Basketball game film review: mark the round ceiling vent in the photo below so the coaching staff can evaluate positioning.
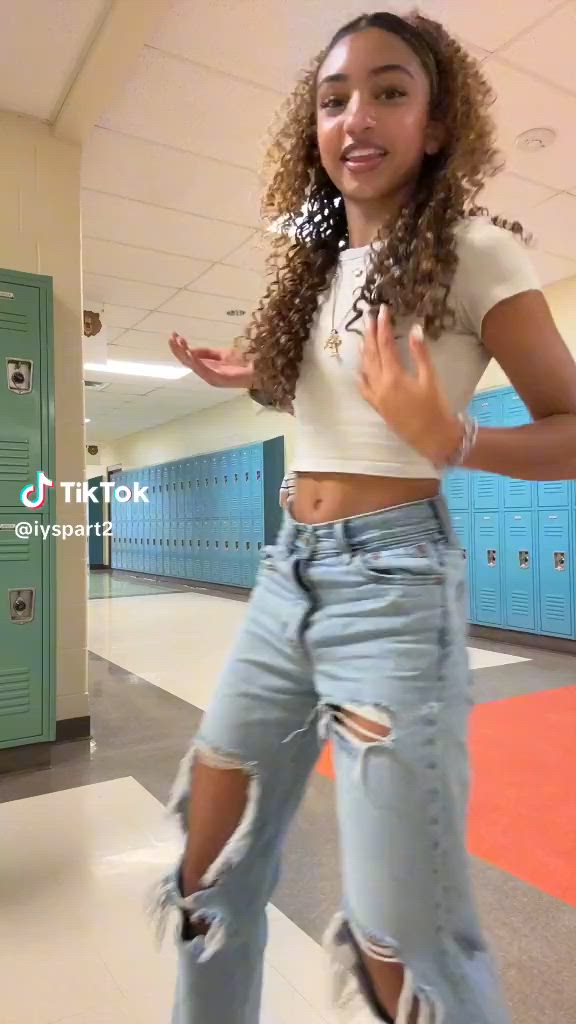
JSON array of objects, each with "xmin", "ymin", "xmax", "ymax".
[{"xmin": 516, "ymin": 127, "xmax": 556, "ymax": 152}]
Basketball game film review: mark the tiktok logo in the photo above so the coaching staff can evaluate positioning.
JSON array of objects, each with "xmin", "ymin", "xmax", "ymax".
[{"xmin": 20, "ymin": 471, "xmax": 54, "ymax": 509}]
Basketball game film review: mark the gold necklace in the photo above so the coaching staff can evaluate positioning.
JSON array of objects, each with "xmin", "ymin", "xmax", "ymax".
[{"xmin": 323, "ymin": 266, "xmax": 363, "ymax": 358}]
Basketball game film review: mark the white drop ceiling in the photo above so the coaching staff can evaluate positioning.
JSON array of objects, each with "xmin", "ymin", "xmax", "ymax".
[{"xmin": 2, "ymin": 0, "xmax": 576, "ymax": 443}]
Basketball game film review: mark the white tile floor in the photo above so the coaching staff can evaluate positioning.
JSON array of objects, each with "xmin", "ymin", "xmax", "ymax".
[
  {"xmin": 88, "ymin": 591, "xmax": 530, "ymax": 712},
  {"xmin": 0, "ymin": 777, "xmax": 333, "ymax": 1024}
]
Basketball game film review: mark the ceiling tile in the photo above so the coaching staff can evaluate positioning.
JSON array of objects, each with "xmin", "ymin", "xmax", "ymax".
[
  {"xmin": 99, "ymin": 47, "xmax": 282, "ymax": 170},
  {"xmin": 85, "ymin": 378, "xmax": 161, "ymax": 397},
  {"xmin": 190, "ymin": 265, "xmax": 264, "ymax": 300},
  {"xmin": 83, "ymin": 273, "xmax": 178, "ymax": 310},
  {"xmin": 136, "ymin": 311, "xmax": 242, "ymax": 344},
  {"xmin": 525, "ymin": 193, "xmax": 576, "ymax": 261},
  {"xmin": 418, "ymin": 0, "xmax": 564, "ymax": 52},
  {"xmin": 160, "ymin": 290, "xmax": 252, "ymax": 326},
  {"xmin": 499, "ymin": 2, "xmax": 576, "ymax": 96},
  {"xmin": 0, "ymin": 0, "xmax": 107, "ymax": 120},
  {"xmin": 82, "ymin": 129, "xmax": 260, "ymax": 228},
  {"xmin": 223, "ymin": 233, "xmax": 270, "ymax": 274},
  {"xmin": 83, "ymin": 238, "xmax": 211, "ymax": 288},
  {"xmin": 82, "ymin": 190, "xmax": 253, "ymax": 261},
  {"xmin": 529, "ymin": 248, "xmax": 576, "ymax": 285},
  {"xmin": 105, "ymin": 344, "xmax": 187, "ymax": 368},
  {"xmin": 483, "ymin": 58, "xmax": 576, "ymax": 191},
  {"xmin": 101, "ymin": 304, "xmax": 150, "ymax": 329},
  {"xmin": 150, "ymin": 0, "xmax": 562, "ymax": 87},
  {"xmin": 477, "ymin": 172, "xmax": 556, "ymax": 225},
  {"xmin": 112, "ymin": 330, "xmax": 174, "ymax": 353}
]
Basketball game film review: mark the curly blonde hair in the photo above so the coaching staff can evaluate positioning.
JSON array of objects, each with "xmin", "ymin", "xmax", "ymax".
[{"xmin": 244, "ymin": 10, "xmax": 517, "ymax": 406}]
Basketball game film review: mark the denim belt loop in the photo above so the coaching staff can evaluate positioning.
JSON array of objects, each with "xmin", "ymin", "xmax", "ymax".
[
  {"xmin": 430, "ymin": 495, "xmax": 451, "ymax": 544},
  {"xmin": 333, "ymin": 519, "xmax": 353, "ymax": 557}
]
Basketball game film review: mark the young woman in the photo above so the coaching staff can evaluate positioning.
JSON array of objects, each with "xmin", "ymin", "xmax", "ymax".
[{"xmin": 163, "ymin": 11, "xmax": 576, "ymax": 1024}]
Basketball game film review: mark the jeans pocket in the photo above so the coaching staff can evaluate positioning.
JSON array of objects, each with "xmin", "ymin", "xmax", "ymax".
[{"xmin": 356, "ymin": 541, "xmax": 445, "ymax": 587}]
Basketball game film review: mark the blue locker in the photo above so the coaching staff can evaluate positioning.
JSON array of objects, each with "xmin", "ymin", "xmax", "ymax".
[
  {"xmin": 250, "ymin": 445, "xmax": 264, "ymax": 517},
  {"xmin": 538, "ymin": 510, "xmax": 572, "ymax": 636},
  {"xmin": 177, "ymin": 463, "xmax": 186, "ymax": 518},
  {"xmin": 158, "ymin": 528, "xmax": 168, "ymax": 577},
  {"xmin": 168, "ymin": 464, "xmax": 177, "ymax": 518},
  {"xmin": 143, "ymin": 521, "xmax": 151, "ymax": 573},
  {"xmin": 176, "ymin": 522, "xmax": 187, "ymax": 577},
  {"xmin": 471, "ymin": 393, "xmax": 502, "ymax": 509},
  {"xmin": 132, "ymin": 521, "xmax": 141, "ymax": 571},
  {"xmin": 503, "ymin": 511, "xmax": 535, "ymax": 631},
  {"xmin": 502, "ymin": 392, "xmax": 534, "ymax": 509},
  {"xmin": 149, "ymin": 466, "xmax": 158, "ymax": 521},
  {"xmin": 185, "ymin": 467, "xmax": 195, "ymax": 520},
  {"xmin": 151, "ymin": 535, "xmax": 159, "ymax": 575},
  {"xmin": 538, "ymin": 480, "xmax": 570, "ymax": 508},
  {"xmin": 239, "ymin": 447, "xmax": 251, "ymax": 518},
  {"xmin": 228, "ymin": 449, "xmax": 241, "ymax": 516},
  {"xmin": 185, "ymin": 533, "xmax": 195, "ymax": 580},
  {"xmin": 472, "ymin": 512, "xmax": 502, "ymax": 625},
  {"xmin": 450, "ymin": 512, "xmax": 472, "ymax": 619},
  {"xmin": 140, "ymin": 468, "xmax": 150, "ymax": 519},
  {"xmin": 161, "ymin": 467, "xmax": 170, "ymax": 519},
  {"xmin": 442, "ymin": 469, "xmax": 469, "ymax": 511}
]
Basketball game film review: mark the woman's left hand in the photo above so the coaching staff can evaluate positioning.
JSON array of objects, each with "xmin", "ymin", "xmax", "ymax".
[{"xmin": 359, "ymin": 305, "xmax": 462, "ymax": 466}]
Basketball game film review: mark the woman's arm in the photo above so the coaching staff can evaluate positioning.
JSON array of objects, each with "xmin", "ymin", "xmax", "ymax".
[{"xmin": 461, "ymin": 290, "xmax": 576, "ymax": 480}]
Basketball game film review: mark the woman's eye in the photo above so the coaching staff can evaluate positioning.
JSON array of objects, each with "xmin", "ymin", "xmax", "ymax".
[
  {"xmin": 378, "ymin": 87, "xmax": 406, "ymax": 101},
  {"xmin": 319, "ymin": 96, "xmax": 345, "ymax": 110}
]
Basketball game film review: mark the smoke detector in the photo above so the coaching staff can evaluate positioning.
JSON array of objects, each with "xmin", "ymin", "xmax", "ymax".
[{"xmin": 516, "ymin": 127, "xmax": 556, "ymax": 152}]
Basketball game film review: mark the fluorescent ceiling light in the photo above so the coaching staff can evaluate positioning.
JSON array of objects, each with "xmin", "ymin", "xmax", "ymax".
[
  {"xmin": 84, "ymin": 418, "xmax": 91, "ymax": 423},
  {"xmin": 83, "ymin": 360, "xmax": 190, "ymax": 380}
]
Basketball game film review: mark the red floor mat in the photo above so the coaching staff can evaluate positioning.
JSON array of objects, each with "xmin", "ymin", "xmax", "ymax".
[{"xmin": 316, "ymin": 687, "xmax": 576, "ymax": 907}]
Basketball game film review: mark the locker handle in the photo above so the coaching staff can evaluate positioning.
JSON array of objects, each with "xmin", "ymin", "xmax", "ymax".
[
  {"xmin": 486, "ymin": 549, "xmax": 497, "ymax": 567},
  {"xmin": 554, "ymin": 551, "xmax": 566, "ymax": 572},
  {"xmin": 518, "ymin": 550, "xmax": 529, "ymax": 569}
]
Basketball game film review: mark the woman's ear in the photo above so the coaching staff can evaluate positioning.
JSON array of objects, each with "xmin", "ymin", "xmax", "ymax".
[{"xmin": 424, "ymin": 120, "xmax": 447, "ymax": 156}]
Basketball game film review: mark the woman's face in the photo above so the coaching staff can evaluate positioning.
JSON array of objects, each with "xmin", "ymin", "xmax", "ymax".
[{"xmin": 316, "ymin": 28, "xmax": 443, "ymax": 206}]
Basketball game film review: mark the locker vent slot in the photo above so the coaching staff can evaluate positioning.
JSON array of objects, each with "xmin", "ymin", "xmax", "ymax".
[
  {"xmin": 0, "ymin": 312, "xmax": 28, "ymax": 333},
  {"xmin": 543, "ymin": 597, "xmax": 568, "ymax": 622},
  {"xmin": 510, "ymin": 593, "xmax": 529, "ymax": 616},
  {"xmin": 0, "ymin": 668, "xmax": 31, "ymax": 716},
  {"xmin": 479, "ymin": 589, "xmax": 497, "ymax": 613},
  {"xmin": 0, "ymin": 439, "xmax": 30, "ymax": 481}
]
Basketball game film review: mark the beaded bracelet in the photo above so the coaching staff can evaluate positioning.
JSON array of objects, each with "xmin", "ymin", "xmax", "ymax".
[{"xmin": 441, "ymin": 412, "xmax": 479, "ymax": 469}]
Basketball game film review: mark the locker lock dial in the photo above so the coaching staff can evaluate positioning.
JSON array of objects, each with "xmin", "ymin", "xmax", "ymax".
[
  {"xmin": 6, "ymin": 358, "xmax": 33, "ymax": 395},
  {"xmin": 9, "ymin": 588, "xmax": 35, "ymax": 623}
]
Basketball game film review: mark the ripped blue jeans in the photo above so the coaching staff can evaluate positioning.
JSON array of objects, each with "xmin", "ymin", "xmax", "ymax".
[{"xmin": 161, "ymin": 497, "xmax": 511, "ymax": 1024}]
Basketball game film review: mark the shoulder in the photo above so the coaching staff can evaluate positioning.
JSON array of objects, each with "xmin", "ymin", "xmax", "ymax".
[
  {"xmin": 454, "ymin": 214, "xmax": 529, "ymax": 263},
  {"xmin": 451, "ymin": 215, "xmax": 541, "ymax": 335}
]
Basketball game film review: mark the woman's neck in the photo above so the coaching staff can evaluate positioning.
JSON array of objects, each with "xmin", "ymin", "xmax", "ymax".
[{"xmin": 344, "ymin": 187, "xmax": 414, "ymax": 248}]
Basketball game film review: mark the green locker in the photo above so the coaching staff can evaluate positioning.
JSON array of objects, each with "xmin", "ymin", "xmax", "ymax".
[{"xmin": 0, "ymin": 268, "xmax": 55, "ymax": 750}]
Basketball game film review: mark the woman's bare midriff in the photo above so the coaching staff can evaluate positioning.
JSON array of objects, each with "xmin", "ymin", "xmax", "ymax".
[{"xmin": 291, "ymin": 473, "xmax": 440, "ymax": 524}]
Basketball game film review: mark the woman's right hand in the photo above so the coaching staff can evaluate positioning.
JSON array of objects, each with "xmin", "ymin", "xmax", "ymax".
[{"xmin": 169, "ymin": 333, "xmax": 255, "ymax": 389}]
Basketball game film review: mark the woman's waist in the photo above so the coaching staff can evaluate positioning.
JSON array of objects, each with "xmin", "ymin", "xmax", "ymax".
[
  {"xmin": 279, "ymin": 492, "xmax": 455, "ymax": 558},
  {"xmin": 290, "ymin": 472, "xmax": 440, "ymax": 525}
]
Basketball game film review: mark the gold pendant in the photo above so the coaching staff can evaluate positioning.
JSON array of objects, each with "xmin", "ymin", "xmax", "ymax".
[{"xmin": 324, "ymin": 329, "xmax": 342, "ymax": 357}]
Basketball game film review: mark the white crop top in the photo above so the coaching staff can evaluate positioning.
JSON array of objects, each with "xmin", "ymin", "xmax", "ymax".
[{"xmin": 292, "ymin": 216, "xmax": 540, "ymax": 480}]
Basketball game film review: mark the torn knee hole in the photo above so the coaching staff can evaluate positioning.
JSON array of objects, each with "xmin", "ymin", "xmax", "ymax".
[
  {"xmin": 332, "ymin": 705, "xmax": 394, "ymax": 744},
  {"xmin": 184, "ymin": 743, "xmax": 261, "ymax": 892},
  {"xmin": 326, "ymin": 916, "xmax": 443, "ymax": 1024}
]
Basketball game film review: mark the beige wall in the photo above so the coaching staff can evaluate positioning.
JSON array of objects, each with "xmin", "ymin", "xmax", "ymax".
[
  {"xmin": 99, "ymin": 395, "xmax": 295, "ymax": 472},
  {"xmin": 0, "ymin": 112, "xmax": 87, "ymax": 724},
  {"xmin": 99, "ymin": 277, "xmax": 576, "ymax": 474}
]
